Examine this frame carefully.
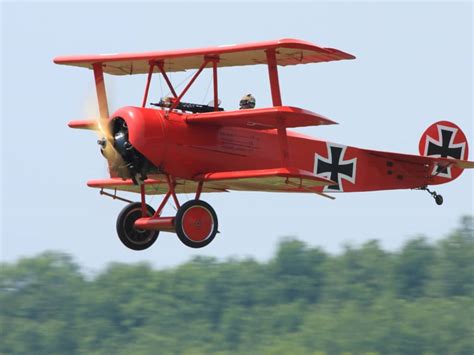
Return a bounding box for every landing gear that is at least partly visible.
[112,177,219,249]
[175,200,218,248]
[116,202,159,250]
[417,186,444,206]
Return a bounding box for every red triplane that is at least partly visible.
[54,39,473,250]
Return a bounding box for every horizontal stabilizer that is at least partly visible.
[367,149,474,178]
[186,106,337,130]
[368,150,474,170]
[454,159,474,169]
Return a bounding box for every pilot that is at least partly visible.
[160,96,173,108]
[239,93,256,109]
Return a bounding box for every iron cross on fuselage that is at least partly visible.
[315,144,356,191]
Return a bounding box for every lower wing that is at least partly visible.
[86,167,337,198]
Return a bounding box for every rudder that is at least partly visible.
[419,120,469,180]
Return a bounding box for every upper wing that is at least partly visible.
[54,38,355,75]
[186,106,337,130]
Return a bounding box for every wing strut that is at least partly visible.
[212,59,219,111]
[157,61,178,98]
[266,49,282,106]
[266,49,289,166]
[170,59,210,111]
[92,63,109,118]
[142,61,155,107]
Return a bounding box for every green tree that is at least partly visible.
[0,252,84,354]
[394,237,436,298]
[323,240,391,304]
[270,238,327,303]
[1,217,473,354]
[429,225,474,297]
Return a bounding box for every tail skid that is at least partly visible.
[414,186,444,206]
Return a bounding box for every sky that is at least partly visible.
[1,1,473,271]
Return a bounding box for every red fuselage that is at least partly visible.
[113,106,457,193]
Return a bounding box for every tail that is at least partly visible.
[418,120,470,181]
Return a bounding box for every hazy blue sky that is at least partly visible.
[1,1,472,271]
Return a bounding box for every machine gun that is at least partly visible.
[151,99,224,113]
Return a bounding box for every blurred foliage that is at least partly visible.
[1,216,473,354]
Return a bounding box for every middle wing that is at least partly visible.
[186,106,337,130]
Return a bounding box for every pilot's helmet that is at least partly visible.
[161,96,173,108]
[239,93,256,109]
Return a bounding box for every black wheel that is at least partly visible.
[116,202,159,250]
[435,194,444,206]
[175,200,218,248]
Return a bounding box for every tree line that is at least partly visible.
[1,216,473,354]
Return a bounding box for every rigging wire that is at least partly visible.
[158,72,163,99]
[201,70,212,104]
[177,70,196,89]
[161,70,196,98]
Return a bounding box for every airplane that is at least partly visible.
[54,39,474,250]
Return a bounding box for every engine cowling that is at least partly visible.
[99,107,166,183]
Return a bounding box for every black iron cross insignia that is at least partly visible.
[424,125,465,178]
[314,144,357,192]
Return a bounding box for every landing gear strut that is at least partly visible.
[417,186,444,206]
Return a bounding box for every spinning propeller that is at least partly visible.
[81,89,129,180]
